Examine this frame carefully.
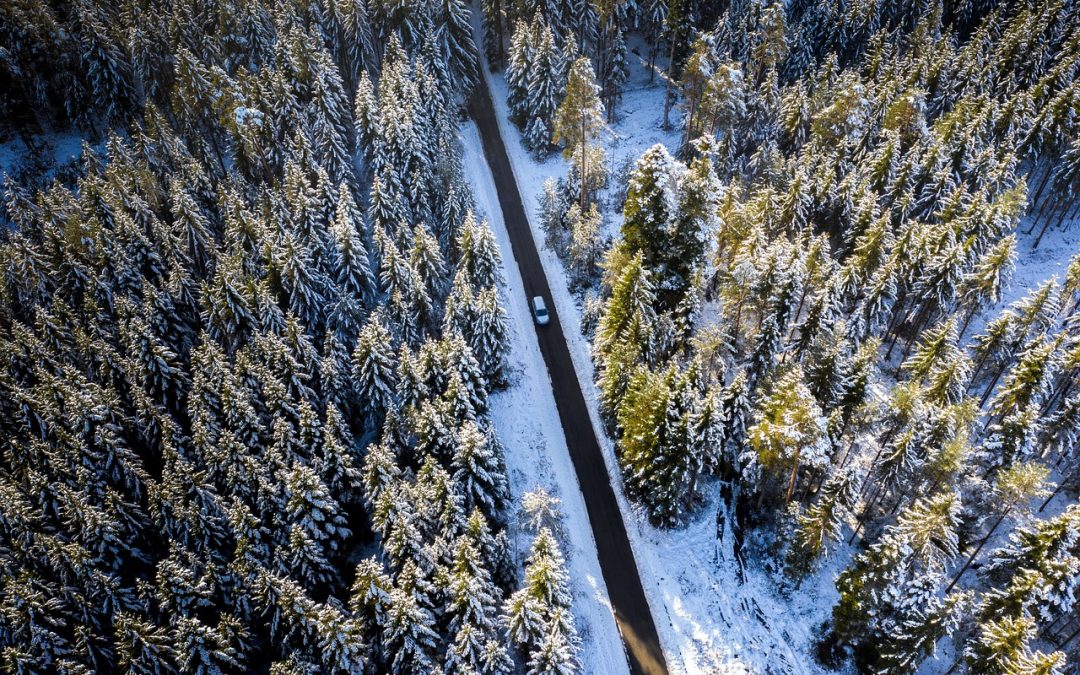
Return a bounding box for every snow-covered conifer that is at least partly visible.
[524,22,561,153]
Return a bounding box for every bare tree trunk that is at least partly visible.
[958,303,978,342]
[1057,621,1080,650]
[1033,196,1071,250]
[1039,466,1075,512]
[1028,162,1057,228]
[848,481,886,544]
[662,35,678,129]
[836,434,859,471]
[579,114,587,213]
[883,291,910,361]
[979,364,1006,407]
[944,507,1011,594]
[785,454,802,503]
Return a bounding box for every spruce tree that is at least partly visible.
[785,470,856,583]
[963,616,1066,675]
[524,21,561,153]
[507,20,535,126]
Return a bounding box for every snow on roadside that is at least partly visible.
[460,120,631,674]
[474,50,836,674]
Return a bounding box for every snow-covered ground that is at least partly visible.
[460,121,631,674]
[977,212,1079,333]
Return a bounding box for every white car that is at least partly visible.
[532,296,550,325]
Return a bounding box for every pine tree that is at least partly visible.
[353,315,398,428]
[285,463,350,553]
[595,252,659,419]
[115,612,179,674]
[785,470,856,583]
[600,22,629,122]
[457,212,505,289]
[945,460,1051,594]
[744,367,830,506]
[444,537,510,674]
[617,365,704,524]
[504,527,580,670]
[553,56,606,211]
[977,504,1080,628]
[566,202,604,286]
[453,420,511,522]
[483,0,507,68]
[902,317,962,383]
[620,143,689,303]
[833,492,962,660]
[980,335,1060,472]
[957,234,1017,337]
[963,616,1066,675]
[439,0,480,92]
[385,583,441,674]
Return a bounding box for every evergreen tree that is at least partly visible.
[977,504,1080,628]
[444,536,511,674]
[553,56,605,211]
[744,367,831,505]
[963,616,1065,675]
[785,470,856,583]
[453,420,511,522]
[524,22,561,153]
[504,527,580,670]
[353,315,398,428]
[833,492,963,666]
[507,20,535,126]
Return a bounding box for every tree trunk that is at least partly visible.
[786,285,811,344]
[944,507,1011,594]
[883,291,910,361]
[579,113,587,213]
[662,34,678,129]
[958,303,978,342]
[1033,196,1071,250]
[968,349,991,394]
[896,305,930,374]
[1028,162,1057,226]
[785,453,802,503]
[1038,466,1075,512]
[1040,376,1073,417]
[1057,621,1080,650]
[979,364,1006,408]
[848,481,886,544]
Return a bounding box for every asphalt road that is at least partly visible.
[467,77,669,675]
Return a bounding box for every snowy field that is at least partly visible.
[460,121,631,674]
[469,31,1080,674]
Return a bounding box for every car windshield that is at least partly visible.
[537,307,547,316]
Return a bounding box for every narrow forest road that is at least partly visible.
[467,76,669,675]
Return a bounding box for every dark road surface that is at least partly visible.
[467,75,669,675]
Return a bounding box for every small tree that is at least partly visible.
[553,57,606,212]
[963,616,1066,675]
[744,367,831,505]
